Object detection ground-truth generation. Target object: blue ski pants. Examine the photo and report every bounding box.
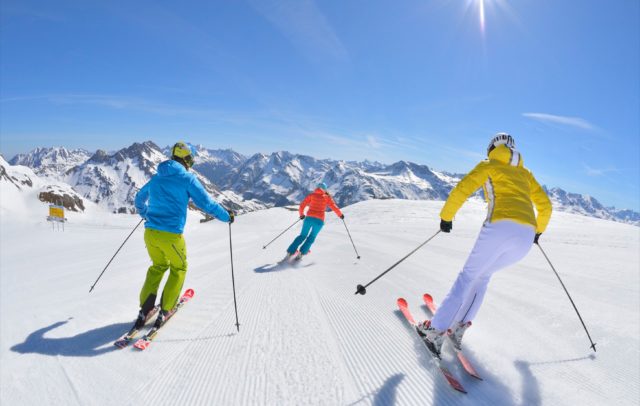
[287,217,324,255]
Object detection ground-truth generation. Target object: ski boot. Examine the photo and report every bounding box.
[283,251,298,263]
[416,320,447,358]
[153,309,169,329]
[133,295,158,329]
[450,321,472,351]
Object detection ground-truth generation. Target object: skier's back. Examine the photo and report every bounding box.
[133,141,232,328]
[418,133,552,356]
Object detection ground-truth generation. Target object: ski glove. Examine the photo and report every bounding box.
[534,233,541,244]
[228,210,235,224]
[300,215,306,220]
[440,219,453,233]
[340,214,345,220]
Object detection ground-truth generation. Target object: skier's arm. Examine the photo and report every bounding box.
[299,195,311,217]
[135,181,150,219]
[440,162,489,221]
[187,177,231,223]
[326,195,343,218]
[528,172,552,233]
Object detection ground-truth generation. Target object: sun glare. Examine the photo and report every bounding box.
[479,0,486,35]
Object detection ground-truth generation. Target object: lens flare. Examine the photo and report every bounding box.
[479,0,486,35]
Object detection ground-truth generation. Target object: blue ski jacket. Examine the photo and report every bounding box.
[135,160,230,234]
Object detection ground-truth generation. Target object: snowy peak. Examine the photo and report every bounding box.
[9,147,92,180]
[67,141,168,213]
[1,155,86,212]
[546,187,639,225]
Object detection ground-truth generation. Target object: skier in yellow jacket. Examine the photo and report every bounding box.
[418,133,552,357]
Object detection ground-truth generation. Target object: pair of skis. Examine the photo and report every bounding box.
[114,289,195,351]
[397,293,481,394]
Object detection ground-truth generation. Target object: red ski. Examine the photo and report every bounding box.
[423,293,482,380]
[397,298,467,394]
[133,289,195,351]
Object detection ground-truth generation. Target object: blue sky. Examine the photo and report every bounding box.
[1,0,638,209]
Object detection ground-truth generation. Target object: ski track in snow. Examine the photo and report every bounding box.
[1,200,638,405]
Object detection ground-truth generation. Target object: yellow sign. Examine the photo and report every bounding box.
[49,206,65,219]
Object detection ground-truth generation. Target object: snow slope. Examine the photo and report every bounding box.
[0,200,638,405]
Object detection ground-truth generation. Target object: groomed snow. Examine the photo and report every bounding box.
[1,199,638,405]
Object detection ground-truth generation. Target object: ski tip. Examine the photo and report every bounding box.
[423,293,433,303]
[184,288,195,298]
[397,297,408,306]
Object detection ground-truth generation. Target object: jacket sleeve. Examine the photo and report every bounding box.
[528,171,552,233]
[299,195,311,216]
[440,162,490,221]
[187,177,231,223]
[135,181,150,219]
[326,195,343,218]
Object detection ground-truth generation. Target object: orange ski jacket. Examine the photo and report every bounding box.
[299,189,343,221]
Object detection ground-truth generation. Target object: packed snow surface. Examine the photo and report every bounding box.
[1,199,638,405]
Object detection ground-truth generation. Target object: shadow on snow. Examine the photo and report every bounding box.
[11,319,131,357]
[346,373,405,406]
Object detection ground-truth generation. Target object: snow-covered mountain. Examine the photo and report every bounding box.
[208,151,457,208]
[546,187,640,225]
[0,155,86,213]
[9,143,640,225]
[64,141,264,214]
[9,147,92,180]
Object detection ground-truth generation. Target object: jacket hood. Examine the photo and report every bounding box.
[488,144,524,167]
[157,159,187,177]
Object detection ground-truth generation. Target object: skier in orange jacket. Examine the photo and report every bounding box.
[286,183,343,261]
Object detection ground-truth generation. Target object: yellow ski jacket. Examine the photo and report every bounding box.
[440,144,552,233]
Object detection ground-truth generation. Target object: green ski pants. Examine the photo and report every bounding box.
[139,228,188,312]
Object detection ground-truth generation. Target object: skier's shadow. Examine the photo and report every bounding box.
[253,262,314,273]
[11,318,130,357]
[346,373,405,406]
[254,263,286,273]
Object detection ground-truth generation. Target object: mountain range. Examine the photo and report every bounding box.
[3,141,639,225]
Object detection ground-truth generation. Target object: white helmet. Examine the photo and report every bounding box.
[487,133,515,155]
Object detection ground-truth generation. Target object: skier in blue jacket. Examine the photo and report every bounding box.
[133,141,232,329]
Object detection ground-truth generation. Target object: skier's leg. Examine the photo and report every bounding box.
[139,229,170,310]
[157,231,188,312]
[456,224,535,323]
[287,218,312,254]
[430,222,509,331]
[299,218,324,254]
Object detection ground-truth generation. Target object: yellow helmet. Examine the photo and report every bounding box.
[171,141,195,168]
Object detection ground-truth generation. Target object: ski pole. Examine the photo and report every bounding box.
[355,230,441,295]
[89,219,144,293]
[229,223,240,332]
[536,243,596,352]
[262,218,302,249]
[342,218,361,259]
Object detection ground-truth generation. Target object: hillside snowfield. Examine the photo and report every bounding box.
[0,199,638,405]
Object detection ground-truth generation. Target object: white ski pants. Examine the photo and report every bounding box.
[431,220,535,331]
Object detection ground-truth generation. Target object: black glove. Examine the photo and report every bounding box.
[440,219,453,233]
[534,233,541,244]
[228,210,235,224]
[340,214,345,220]
[300,215,305,220]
